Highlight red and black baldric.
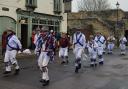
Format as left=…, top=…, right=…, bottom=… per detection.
left=45, top=34, right=55, bottom=51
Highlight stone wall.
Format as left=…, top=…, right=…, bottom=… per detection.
left=68, top=13, right=112, bottom=38
left=68, top=9, right=127, bottom=39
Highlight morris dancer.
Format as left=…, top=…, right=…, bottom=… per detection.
left=87, top=35, right=98, bottom=67
left=38, top=29, right=55, bottom=86
left=34, top=28, right=42, bottom=59
left=73, top=29, right=86, bottom=73
left=4, top=29, right=22, bottom=75
left=94, top=32, right=105, bottom=65
left=107, top=34, right=115, bottom=54
left=119, top=35, right=127, bottom=55
left=59, top=32, right=70, bottom=64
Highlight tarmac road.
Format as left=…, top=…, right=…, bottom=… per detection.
left=0, top=49, right=128, bottom=89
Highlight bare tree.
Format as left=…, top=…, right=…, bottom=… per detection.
left=77, top=0, right=111, bottom=11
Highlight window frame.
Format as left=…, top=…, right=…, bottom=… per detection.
left=54, top=0, right=62, bottom=14
left=26, top=0, right=37, bottom=8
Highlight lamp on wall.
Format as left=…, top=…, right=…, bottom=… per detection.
left=115, top=1, right=120, bottom=47
left=116, top=2, right=120, bottom=28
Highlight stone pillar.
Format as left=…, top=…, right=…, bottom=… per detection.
left=28, top=15, right=32, bottom=48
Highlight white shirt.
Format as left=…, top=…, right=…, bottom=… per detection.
left=107, top=36, right=115, bottom=43
left=73, top=32, right=86, bottom=48
left=87, top=40, right=98, bottom=49
left=34, top=33, right=41, bottom=46
left=7, top=35, right=22, bottom=51
left=95, top=35, right=105, bottom=47
left=120, top=37, right=127, bottom=44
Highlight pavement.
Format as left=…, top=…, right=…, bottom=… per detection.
left=0, top=50, right=35, bottom=61
left=0, top=49, right=128, bottom=89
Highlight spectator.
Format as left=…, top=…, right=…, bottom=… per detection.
left=2, top=31, right=7, bottom=56
left=31, top=30, right=36, bottom=50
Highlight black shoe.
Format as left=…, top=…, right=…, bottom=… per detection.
left=122, top=53, right=125, bottom=56
left=109, top=52, right=112, bottom=54
left=66, top=60, right=69, bottom=64
left=78, top=64, right=81, bottom=69
left=14, top=69, right=20, bottom=75
left=43, top=80, right=50, bottom=86
left=61, top=61, right=66, bottom=64
left=99, top=61, right=104, bottom=65
left=108, top=52, right=110, bottom=54
left=95, top=64, right=97, bottom=67
left=3, top=71, right=11, bottom=74
left=90, top=64, right=94, bottom=67
left=75, top=67, right=79, bottom=73
left=39, top=79, right=45, bottom=83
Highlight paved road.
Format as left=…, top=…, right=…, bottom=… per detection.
left=0, top=49, right=128, bottom=89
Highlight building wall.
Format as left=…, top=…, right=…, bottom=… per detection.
left=35, top=0, right=54, bottom=15
left=0, top=0, right=69, bottom=48
left=0, top=0, right=67, bottom=28
left=61, top=13, right=67, bottom=33
left=0, top=0, right=56, bottom=18
left=0, top=0, right=26, bottom=20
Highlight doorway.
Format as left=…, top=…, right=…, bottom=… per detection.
left=125, top=30, right=128, bottom=39
left=125, top=30, right=128, bottom=45
left=21, top=24, right=28, bottom=49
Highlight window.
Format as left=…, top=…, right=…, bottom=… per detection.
left=48, top=20, right=54, bottom=25
left=64, top=1, right=71, bottom=13
left=26, top=0, right=37, bottom=8
left=63, top=0, right=72, bottom=2
left=40, top=20, right=47, bottom=24
left=29, top=0, right=32, bottom=4
left=32, top=19, right=38, bottom=24
left=55, top=21, right=59, bottom=25
left=54, top=0, right=62, bottom=14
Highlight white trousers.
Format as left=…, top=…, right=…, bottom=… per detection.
left=34, top=47, right=40, bottom=57
left=38, top=52, right=50, bottom=80
left=4, top=50, right=19, bottom=71
left=120, top=43, right=126, bottom=54
left=59, top=47, right=68, bottom=57
left=120, top=43, right=126, bottom=50
left=103, top=43, right=106, bottom=52
left=59, top=47, right=68, bottom=61
left=88, top=47, right=97, bottom=64
left=88, top=47, right=97, bottom=59
left=107, top=43, right=114, bottom=53
left=73, top=47, right=83, bottom=67
left=97, top=46, right=104, bottom=62
left=73, top=47, right=83, bottom=59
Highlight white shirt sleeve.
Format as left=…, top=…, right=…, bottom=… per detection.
left=113, top=37, right=116, bottom=41
left=82, top=34, right=86, bottom=48
left=34, top=34, right=37, bottom=45
left=13, top=35, right=22, bottom=49
left=73, top=34, right=76, bottom=45
left=124, top=37, right=127, bottom=42
left=94, top=41, right=98, bottom=48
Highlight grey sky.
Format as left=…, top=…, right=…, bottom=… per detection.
left=72, top=0, right=128, bottom=12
